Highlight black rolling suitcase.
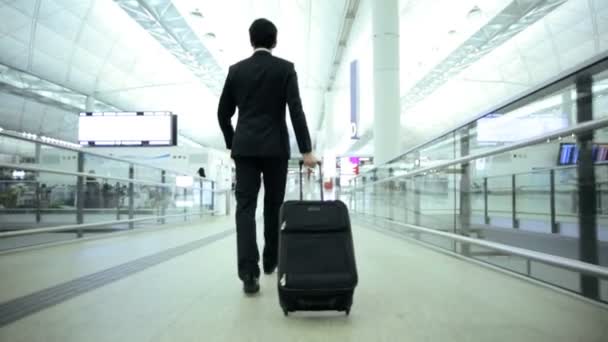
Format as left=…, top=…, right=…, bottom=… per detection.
left=277, top=161, right=358, bottom=316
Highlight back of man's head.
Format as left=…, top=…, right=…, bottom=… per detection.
left=249, top=18, right=277, bottom=49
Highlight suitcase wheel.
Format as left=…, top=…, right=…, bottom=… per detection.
left=345, top=308, right=351, bottom=316
left=282, top=308, right=289, bottom=316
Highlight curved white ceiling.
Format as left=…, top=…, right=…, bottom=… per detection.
left=0, top=0, right=347, bottom=150
left=2, top=0, right=607, bottom=159
left=399, top=0, right=608, bottom=150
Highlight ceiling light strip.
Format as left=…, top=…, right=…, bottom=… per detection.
left=327, top=0, right=361, bottom=91
left=0, top=63, right=120, bottom=113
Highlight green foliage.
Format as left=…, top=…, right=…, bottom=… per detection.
left=0, top=189, right=18, bottom=208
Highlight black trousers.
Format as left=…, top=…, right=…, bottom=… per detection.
left=234, top=157, right=288, bottom=280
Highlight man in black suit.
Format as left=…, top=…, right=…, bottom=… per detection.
left=218, top=18, right=318, bottom=294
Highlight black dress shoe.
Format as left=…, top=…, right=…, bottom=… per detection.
left=263, top=262, right=277, bottom=275
left=243, top=275, right=259, bottom=294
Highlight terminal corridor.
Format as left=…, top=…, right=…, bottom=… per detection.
left=2, top=0, right=608, bottom=340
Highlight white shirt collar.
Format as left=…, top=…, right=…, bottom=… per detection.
left=254, top=47, right=272, bottom=54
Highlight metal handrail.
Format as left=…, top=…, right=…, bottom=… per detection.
left=475, top=162, right=608, bottom=181
left=0, top=212, right=206, bottom=238
left=347, top=185, right=578, bottom=193
left=350, top=117, right=608, bottom=189
left=391, top=207, right=594, bottom=218
left=382, top=159, right=608, bottom=181
left=0, top=162, right=211, bottom=188
left=364, top=215, right=608, bottom=279
left=0, top=130, right=210, bottom=182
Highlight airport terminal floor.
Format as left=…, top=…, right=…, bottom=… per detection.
left=0, top=214, right=607, bottom=342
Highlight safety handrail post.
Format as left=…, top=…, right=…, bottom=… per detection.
left=483, top=177, right=489, bottom=225
left=128, top=165, right=134, bottom=229
left=550, top=170, right=558, bottom=233
left=512, top=174, right=519, bottom=229
left=76, top=152, right=85, bottom=237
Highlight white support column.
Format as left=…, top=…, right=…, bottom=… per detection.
left=372, top=0, right=400, bottom=165
left=85, top=96, right=95, bottom=112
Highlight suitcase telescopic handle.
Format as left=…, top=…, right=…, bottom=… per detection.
left=299, top=160, right=324, bottom=201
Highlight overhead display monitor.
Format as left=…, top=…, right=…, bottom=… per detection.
left=78, top=112, right=177, bottom=147
left=558, top=143, right=578, bottom=165
left=557, top=143, right=608, bottom=165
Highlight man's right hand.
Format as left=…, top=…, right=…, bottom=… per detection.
left=303, top=153, right=318, bottom=168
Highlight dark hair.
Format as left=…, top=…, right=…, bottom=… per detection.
left=249, top=18, right=277, bottom=49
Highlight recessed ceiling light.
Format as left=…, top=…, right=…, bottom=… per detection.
left=190, top=9, right=204, bottom=18
left=467, top=6, right=482, bottom=20
left=448, top=29, right=457, bottom=35
left=205, top=32, right=216, bottom=39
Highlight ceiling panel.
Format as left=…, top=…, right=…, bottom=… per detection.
left=9, top=22, right=33, bottom=43
left=69, top=46, right=104, bottom=76
left=1, top=52, right=28, bottom=71
left=521, top=39, right=554, bottom=62
left=60, top=0, right=92, bottom=18
left=528, top=57, right=561, bottom=84
left=463, top=59, right=503, bottom=83
left=30, top=50, right=69, bottom=85
left=512, top=16, right=549, bottom=50
left=545, top=2, right=589, bottom=33
left=96, top=64, right=128, bottom=93
left=64, top=65, right=96, bottom=94
left=38, top=0, right=64, bottom=18
left=500, top=57, right=531, bottom=85
left=594, top=0, right=608, bottom=11
left=601, top=34, right=608, bottom=51
left=38, top=6, right=83, bottom=42
left=0, top=35, right=28, bottom=65
left=85, top=2, right=122, bottom=39
left=34, top=25, right=73, bottom=62
left=117, top=75, right=141, bottom=91
left=553, top=25, right=593, bottom=53
left=107, top=44, right=138, bottom=73
left=595, top=8, right=608, bottom=34
left=2, top=0, right=37, bottom=17
left=0, top=4, right=30, bottom=33
left=77, top=24, right=114, bottom=57
left=560, top=39, right=596, bottom=68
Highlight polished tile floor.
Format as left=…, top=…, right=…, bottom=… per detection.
left=0, top=216, right=607, bottom=342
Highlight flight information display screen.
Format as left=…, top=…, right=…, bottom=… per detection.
left=557, top=143, right=608, bottom=165
left=78, top=112, right=177, bottom=146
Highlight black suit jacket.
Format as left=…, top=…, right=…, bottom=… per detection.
left=217, top=51, right=312, bottom=158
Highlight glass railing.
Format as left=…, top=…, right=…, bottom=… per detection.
left=345, top=54, right=608, bottom=303
left=0, top=131, right=228, bottom=252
